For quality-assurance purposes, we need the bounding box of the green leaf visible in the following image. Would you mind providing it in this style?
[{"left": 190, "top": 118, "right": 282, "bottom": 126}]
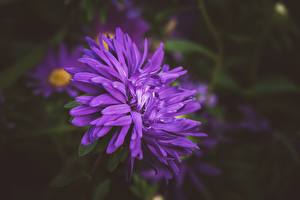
[
  {"left": 106, "top": 148, "right": 128, "bottom": 172},
  {"left": 50, "top": 158, "right": 91, "bottom": 187},
  {"left": 50, "top": 170, "right": 91, "bottom": 187},
  {"left": 0, "top": 45, "right": 45, "bottom": 90},
  {"left": 50, "top": 174, "right": 72, "bottom": 187},
  {"left": 92, "top": 179, "right": 111, "bottom": 200},
  {"left": 96, "top": 135, "right": 111, "bottom": 153},
  {"left": 64, "top": 100, "right": 80, "bottom": 109},
  {"left": 245, "top": 78, "right": 299, "bottom": 96},
  {"left": 276, "top": 132, "right": 300, "bottom": 163},
  {"left": 37, "top": 124, "right": 75, "bottom": 135},
  {"left": 78, "top": 141, "right": 98, "bottom": 157},
  {"left": 130, "top": 174, "right": 158, "bottom": 200},
  {"left": 216, "top": 72, "right": 241, "bottom": 92},
  {"left": 165, "top": 39, "right": 217, "bottom": 60}
]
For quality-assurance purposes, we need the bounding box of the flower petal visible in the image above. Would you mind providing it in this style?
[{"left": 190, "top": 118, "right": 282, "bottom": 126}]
[
  {"left": 104, "top": 115, "right": 132, "bottom": 126},
  {"left": 70, "top": 106, "right": 100, "bottom": 116},
  {"left": 89, "top": 94, "right": 120, "bottom": 107},
  {"left": 102, "top": 104, "right": 131, "bottom": 115},
  {"left": 131, "top": 111, "right": 143, "bottom": 138},
  {"left": 114, "top": 125, "right": 131, "bottom": 148}
]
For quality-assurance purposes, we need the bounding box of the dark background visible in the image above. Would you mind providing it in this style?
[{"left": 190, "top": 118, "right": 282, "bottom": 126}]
[{"left": 1, "top": 0, "right": 300, "bottom": 199}]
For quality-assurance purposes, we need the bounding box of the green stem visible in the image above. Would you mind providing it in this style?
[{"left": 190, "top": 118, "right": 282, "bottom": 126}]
[
  {"left": 91, "top": 153, "right": 103, "bottom": 178},
  {"left": 250, "top": 9, "right": 274, "bottom": 84},
  {"left": 198, "top": 0, "right": 224, "bottom": 91}
]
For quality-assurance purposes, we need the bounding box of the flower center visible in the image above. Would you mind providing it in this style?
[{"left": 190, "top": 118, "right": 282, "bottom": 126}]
[
  {"left": 48, "top": 68, "right": 71, "bottom": 87},
  {"left": 96, "top": 32, "right": 115, "bottom": 50}
]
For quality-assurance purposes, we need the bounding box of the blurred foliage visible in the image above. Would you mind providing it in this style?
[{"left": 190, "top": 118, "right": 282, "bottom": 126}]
[
  {"left": 92, "top": 179, "right": 111, "bottom": 200},
  {"left": 130, "top": 175, "right": 159, "bottom": 200},
  {"left": 0, "top": 0, "right": 300, "bottom": 200},
  {"left": 165, "top": 39, "right": 217, "bottom": 60}
]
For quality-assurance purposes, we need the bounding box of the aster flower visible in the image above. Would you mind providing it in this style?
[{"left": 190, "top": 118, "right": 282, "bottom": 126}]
[
  {"left": 66, "top": 28, "right": 205, "bottom": 178},
  {"left": 180, "top": 77, "right": 217, "bottom": 108},
  {"left": 143, "top": 150, "right": 221, "bottom": 200},
  {"left": 164, "top": 9, "right": 201, "bottom": 41},
  {"left": 93, "top": 3, "right": 149, "bottom": 46},
  {"left": 29, "top": 44, "right": 81, "bottom": 97},
  {"left": 112, "top": 0, "right": 141, "bottom": 18},
  {"left": 231, "top": 105, "right": 271, "bottom": 134}
]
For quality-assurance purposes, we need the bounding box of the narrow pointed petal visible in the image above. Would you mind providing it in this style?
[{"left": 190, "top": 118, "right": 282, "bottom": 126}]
[
  {"left": 73, "top": 72, "right": 97, "bottom": 83},
  {"left": 76, "top": 95, "right": 93, "bottom": 104},
  {"left": 72, "top": 115, "right": 95, "bottom": 127},
  {"left": 114, "top": 125, "right": 131, "bottom": 148},
  {"left": 106, "top": 133, "right": 118, "bottom": 154},
  {"left": 102, "top": 104, "right": 131, "bottom": 115},
  {"left": 89, "top": 94, "right": 120, "bottom": 107},
  {"left": 104, "top": 115, "right": 132, "bottom": 126},
  {"left": 95, "top": 126, "right": 112, "bottom": 138},
  {"left": 70, "top": 106, "right": 100, "bottom": 116},
  {"left": 131, "top": 111, "right": 143, "bottom": 138}
]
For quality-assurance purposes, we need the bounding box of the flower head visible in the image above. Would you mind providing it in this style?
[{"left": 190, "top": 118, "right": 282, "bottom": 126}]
[
  {"left": 66, "top": 28, "right": 205, "bottom": 178},
  {"left": 93, "top": 3, "right": 149, "bottom": 46},
  {"left": 29, "top": 44, "right": 81, "bottom": 97},
  {"left": 231, "top": 105, "right": 271, "bottom": 134},
  {"left": 143, "top": 150, "right": 221, "bottom": 200},
  {"left": 180, "top": 77, "right": 217, "bottom": 108}
]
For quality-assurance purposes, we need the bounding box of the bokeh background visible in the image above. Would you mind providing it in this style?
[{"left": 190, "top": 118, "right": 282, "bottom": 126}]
[{"left": 1, "top": 0, "right": 300, "bottom": 199}]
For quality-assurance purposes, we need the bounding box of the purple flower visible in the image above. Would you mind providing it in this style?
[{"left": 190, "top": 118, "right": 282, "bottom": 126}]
[
  {"left": 143, "top": 151, "right": 221, "bottom": 200},
  {"left": 164, "top": 9, "right": 202, "bottom": 41},
  {"left": 112, "top": 0, "right": 141, "bottom": 18},
  {"left": 232, "top": 105, "right": 271, "bottom": 134},
  {"left": 28, "top": 44, "right": 81, "bottom": 97},
  {"left": 180, "top": 77, "right": 217, "bottom": 108},
  {"left": 93, "top": 3, "right": 149, "bottom": 46},
  {"left": 172, "top": 156, "right": 221, "bottom": 200},
  {"left": 236, "top": 105, "right": 271, "bottom": 133},
  {"left": 66, "top": 28, "right": 205, "bottom": 178}
]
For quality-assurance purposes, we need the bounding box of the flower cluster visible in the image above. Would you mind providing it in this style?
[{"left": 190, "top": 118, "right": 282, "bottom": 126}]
[
  {"left": 180, "top": 77, "right": 217, "bottom": 108},
  {"left": 143, "top": 151, "right": 221, "bottom": 200},
  {"left": 93, "top": 3, "right": 149, "bottom": 46},
  {"left": 66, "top": 28, "right": 205, "bottom": 178},
  {"left": 29, "top": 45, "right": 81, "bottom": 97}
]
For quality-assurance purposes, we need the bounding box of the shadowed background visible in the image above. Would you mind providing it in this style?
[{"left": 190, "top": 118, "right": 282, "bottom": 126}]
[{"left": 0, "top": 0, "right": 300, "bottom": 199}]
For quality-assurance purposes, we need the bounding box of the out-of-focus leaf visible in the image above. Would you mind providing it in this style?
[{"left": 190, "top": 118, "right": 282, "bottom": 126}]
[
  {"left": 50, "top": 158, "right": 91, "bottom": 187},
  {"left": 106, "top": 148, "right": 128, "bottom": 172},
  {"left": 165, "top": 39, "right": 217, "bottom": 60},
  {"left": 244, "top": 78, "right": 299, "bottom": 96},
  {"left": 64, "top": 100, "right": 80, "bottom": 109},
  {"left": 50, "top": 29, "right": 67, "bottom": 45},
  {"left": 34, "top": 124, "right": 75, "bottom": 135},
  {"left": 81, "top": 0, "right": 100, "bottom": 22},
  {"left": 98, "top": 6, "right": 107, "bottom": 24},
  {"left": 78, "top": 141, "right": 98, "bottom": 157},
  {"left": 92, "top": 179, "right": 111, "bottom": 200},
  {"left": 207, "top": 106, "right": 224, "bottom": 118},
  {"left": 0, "top": 45, "right": 45, "bottom": 90},
  {"left": 276, "top": 132, "right": 300, "bottom": 163},
  {"left": 50, "top": 171, "right": 91, "bottom": 187},
  {"left": 96, "top": 135, "right": 110, "bottom": 153},
  {"left": 216, "top": 72, "right": 241, "bottom": 92},
  {"left": 130, "top": 174, "right": 158, "bottom": 200},
  {"left": 155, "top": 7, "right": 179, "bottom": 21},
  {"left": 227, "top": 34, "right": 256, "bottom": 44}
]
